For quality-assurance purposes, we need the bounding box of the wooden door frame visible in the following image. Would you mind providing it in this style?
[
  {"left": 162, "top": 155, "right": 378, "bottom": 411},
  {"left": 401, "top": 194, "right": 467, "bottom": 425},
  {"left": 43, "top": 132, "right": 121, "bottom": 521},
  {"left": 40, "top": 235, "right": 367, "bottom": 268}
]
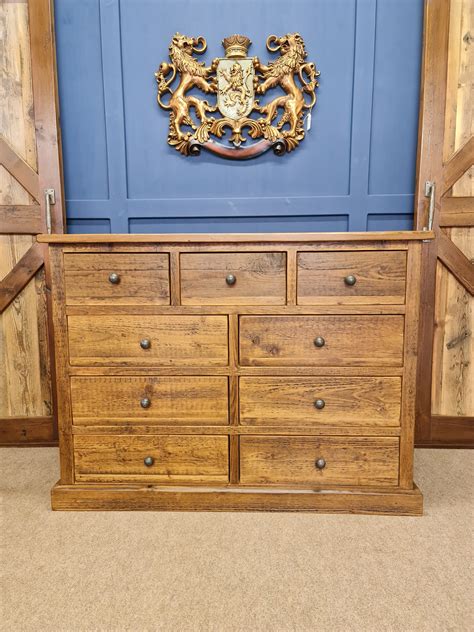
[
  {"left": 0, "top": 0, "right": 64, "bottom": 445},
  {"left": 414, "top": 0, "right": 474, "bottom": 447}
]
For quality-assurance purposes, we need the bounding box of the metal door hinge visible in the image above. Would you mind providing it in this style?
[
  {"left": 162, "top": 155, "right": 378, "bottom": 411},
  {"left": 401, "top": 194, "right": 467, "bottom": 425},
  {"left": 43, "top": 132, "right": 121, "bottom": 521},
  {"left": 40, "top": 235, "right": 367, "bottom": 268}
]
[
  {"left": 423, "top": 180, "right": 435, "bottom": 239},
  {"left": 44, "top": 188, "right": 56, "bottom": 234}
]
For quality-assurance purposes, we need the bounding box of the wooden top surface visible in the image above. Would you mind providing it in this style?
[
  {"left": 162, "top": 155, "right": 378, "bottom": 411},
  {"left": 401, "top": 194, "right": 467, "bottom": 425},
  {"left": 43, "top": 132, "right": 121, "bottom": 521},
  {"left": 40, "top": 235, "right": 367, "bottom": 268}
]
[{"left": 37, "top": 231, "right": 434, "bottom": 244}]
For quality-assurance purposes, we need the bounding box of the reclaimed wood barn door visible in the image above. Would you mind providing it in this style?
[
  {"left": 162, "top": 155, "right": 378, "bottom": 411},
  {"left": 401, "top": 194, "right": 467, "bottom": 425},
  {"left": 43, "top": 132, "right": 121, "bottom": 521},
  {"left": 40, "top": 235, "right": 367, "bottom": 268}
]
[
  {"left": 415, "top": 0, "right": 474, "bottom": 447},
  {"left": 0, "top": 0, "right": 64, "bottom": 445}
]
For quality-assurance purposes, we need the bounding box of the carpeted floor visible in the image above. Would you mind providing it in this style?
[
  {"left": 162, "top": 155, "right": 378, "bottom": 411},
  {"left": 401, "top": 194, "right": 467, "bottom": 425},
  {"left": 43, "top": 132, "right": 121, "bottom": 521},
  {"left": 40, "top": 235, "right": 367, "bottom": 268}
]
[{"left": 1, "top": 448, "right": 472, "bottom": 632}]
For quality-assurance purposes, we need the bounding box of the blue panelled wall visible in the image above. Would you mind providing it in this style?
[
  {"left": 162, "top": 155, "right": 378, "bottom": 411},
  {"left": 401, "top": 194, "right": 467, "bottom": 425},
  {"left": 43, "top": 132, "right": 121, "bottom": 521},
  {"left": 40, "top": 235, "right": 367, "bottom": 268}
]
[{"left": 54, "top": 0, "right": 424, "bottom": 234}]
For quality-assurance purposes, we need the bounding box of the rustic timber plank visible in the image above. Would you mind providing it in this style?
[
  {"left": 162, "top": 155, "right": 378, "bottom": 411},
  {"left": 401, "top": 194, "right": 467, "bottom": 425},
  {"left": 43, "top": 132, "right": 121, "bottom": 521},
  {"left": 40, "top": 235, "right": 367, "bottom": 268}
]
[{"left": 0, "top": 242, "right": 44, "bottom": 313}]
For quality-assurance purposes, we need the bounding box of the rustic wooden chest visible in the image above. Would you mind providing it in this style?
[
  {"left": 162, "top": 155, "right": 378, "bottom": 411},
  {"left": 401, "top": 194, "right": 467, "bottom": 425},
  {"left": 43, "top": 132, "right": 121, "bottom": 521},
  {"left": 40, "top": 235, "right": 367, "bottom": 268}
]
[{"left": 38, "top": 232, "right": 432, "bottom": 514}]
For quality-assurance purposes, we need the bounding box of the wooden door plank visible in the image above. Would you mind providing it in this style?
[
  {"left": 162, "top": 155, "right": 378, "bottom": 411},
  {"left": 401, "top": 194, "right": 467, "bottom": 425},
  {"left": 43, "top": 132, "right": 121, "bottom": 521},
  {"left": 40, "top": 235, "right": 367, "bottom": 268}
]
[
  {"left": 436, "top": 230, "right": 474, "bottom": 295},
  {"left": 0, "top": 136, "right": 40, "bottom": 201},
  {"left": 439, "top": 197, "right": 474, "bottom": 226},
  {"left": 442, "top": 137, "right": 474, "bottom": 195},
  {"left": 0, "top": 242, "right": 44, "bottom": 312},
  {"left": 0, "top": 205, "right": 43, "bottom": 233}
]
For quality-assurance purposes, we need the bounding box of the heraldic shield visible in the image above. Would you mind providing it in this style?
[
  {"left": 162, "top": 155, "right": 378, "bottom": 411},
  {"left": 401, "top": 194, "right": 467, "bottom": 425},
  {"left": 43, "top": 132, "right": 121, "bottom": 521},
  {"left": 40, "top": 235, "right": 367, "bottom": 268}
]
[
  {"left": 217, "top": 57, "right": 255, "bottom": 120},
  {"left": 155, "top": 32, "right": 319, "bottom": 159}
]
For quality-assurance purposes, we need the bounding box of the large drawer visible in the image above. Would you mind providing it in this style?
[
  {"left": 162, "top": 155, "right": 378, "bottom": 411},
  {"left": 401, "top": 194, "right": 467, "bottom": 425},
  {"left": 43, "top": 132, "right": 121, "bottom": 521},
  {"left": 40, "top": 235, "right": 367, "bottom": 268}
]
[
  {"left": 180, "top": 252, "right": 286, "bottom": 305},
  {"left": 239, "top": 315, "right": 404, "bottom": 366},
  {"left": 297, "top": 251, "right": 406, "bottom": 304},
  {"left": 68, "top": 315, "right": 228, "bottom": 366},
  {"left": 74, "top": 435, "right": 229, "bottom": 483},
  {"left": 71, "top": 376, "right": 229, "bottom": 425},
  {"left": 63, "top": 253, "right": 170, "bottom": 305},
  {"left": 240, "top": 436, "right": 399, "bottom": 487},
  {"left": 239, "top": 377, "right": 401, "bottom": 426}
]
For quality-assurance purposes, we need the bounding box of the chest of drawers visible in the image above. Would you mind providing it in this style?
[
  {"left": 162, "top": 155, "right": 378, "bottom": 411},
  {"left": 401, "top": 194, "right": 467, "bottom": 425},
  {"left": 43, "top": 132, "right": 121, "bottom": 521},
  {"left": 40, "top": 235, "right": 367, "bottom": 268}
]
[{"left": 39, "top": 232, "right": 431, "bottom": 514}]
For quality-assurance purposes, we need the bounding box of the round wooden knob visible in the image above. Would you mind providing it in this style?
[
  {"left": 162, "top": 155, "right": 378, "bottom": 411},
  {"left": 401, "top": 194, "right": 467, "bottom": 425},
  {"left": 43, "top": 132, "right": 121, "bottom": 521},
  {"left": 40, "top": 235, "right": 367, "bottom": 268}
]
[
  {"left": 140, "top": 398, "right": 151, "bottom": 409},
  {"left": 314, "top": 398, "right": 325, "bottom": 410},
  {"left": 226, "top": 274, "right": 236, "bottom": 286},
  {"left": 314, "top": 336, "right": 325, "bottom": 348},
  {"left": 344, "top": 274, "right": 357, "bottom": 286},
  {"left": 143, "top": 456, "right": 154, "bottom": 467},
  {"left": 140, "top": 339, "right": 151, "bottom": 350},
  {"left": 108, "top": 272, "right": 120, "bottom": 284},
  {"left": 315, "top": 458, "right": 326, "bottom": 470}
]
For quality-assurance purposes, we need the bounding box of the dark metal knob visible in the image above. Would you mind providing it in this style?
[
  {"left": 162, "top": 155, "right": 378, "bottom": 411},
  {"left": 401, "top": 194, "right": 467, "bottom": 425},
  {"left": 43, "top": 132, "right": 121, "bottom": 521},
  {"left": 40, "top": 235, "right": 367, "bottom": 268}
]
[
  {"left": 226, "top": 274, "right": 236, "bottom": 286},
  {"left": 315, "top": 458, "right": 326, "bottom": 470},
  {"left": 140, "top": 398, "right": 151, "bottom": 409},
  {"left": 144, "top": 456, "right": 154, "bottom": 467},
  {"left": 344, "top": 274, "right": 357, "bottom": 286},
  {"left": 140, "top": 338, "right": 151, "bottom": 350},
  {"left": 108, "top": 272, "right": 120, "bottom": 284},
  {"left": 314, "top": 398, "right": 325, "bottom": 410},
  {"left": 314, "top": 336, "right": 325, "bottom": 348}
]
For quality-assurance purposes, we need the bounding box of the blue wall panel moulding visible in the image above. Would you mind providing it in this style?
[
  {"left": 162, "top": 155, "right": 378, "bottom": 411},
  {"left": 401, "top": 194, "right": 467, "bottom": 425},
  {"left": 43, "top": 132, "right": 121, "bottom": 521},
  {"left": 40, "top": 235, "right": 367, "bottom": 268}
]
[{"left": 54, "top": 0, "right": 424, "bottom": 234}]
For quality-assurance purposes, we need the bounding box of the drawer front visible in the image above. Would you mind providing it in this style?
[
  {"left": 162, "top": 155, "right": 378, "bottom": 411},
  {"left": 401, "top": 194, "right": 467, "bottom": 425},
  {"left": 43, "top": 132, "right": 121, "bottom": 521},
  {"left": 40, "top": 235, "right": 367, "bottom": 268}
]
[
  {"left": 74, "top": 435, "right": 229, "bottom": 483},
  {"left": 239, "top": 315, "right": 404, "bottom": 366},
  {"left": 240, "top": 436, "right": 399, "bottom": 487},
  {"left": 71, "top": 376, "right": 229, "bottom": 425},
  {"left": 298, "top": 251, "right": 406, "bottom": 304},
  {"left": 64, "top": 253, "right": 170, "bottom": 305},
  {"left": 239, "top": 377, "right": 401, "bottom": 426},
  {"left": 180, "top": 252, "right": 286, "bottom": 305},
  {"left": 68, "top": 315, "right": 228, "bottom": 366}
]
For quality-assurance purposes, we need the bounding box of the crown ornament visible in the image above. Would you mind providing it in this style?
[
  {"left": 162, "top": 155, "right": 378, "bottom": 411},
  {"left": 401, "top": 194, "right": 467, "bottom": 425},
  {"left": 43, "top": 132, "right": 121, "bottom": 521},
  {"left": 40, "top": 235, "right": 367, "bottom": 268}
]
[{"left": 222, "top": 34, "right": 251, "bottom": 58}]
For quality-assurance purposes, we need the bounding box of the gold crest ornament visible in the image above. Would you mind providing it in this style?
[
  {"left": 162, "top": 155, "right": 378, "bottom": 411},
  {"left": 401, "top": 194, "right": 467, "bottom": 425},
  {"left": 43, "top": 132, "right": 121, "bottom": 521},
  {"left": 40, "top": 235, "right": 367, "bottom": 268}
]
[{"left": 155, "top": 33, "right": 319, "bottom": 159}]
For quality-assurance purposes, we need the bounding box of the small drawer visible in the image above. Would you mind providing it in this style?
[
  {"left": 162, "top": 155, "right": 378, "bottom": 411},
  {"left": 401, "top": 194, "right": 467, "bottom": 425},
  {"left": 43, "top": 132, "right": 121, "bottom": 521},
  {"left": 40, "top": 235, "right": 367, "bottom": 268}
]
[
  {"left": 239, "top": 315, "right": 404, "bottom": 366},
  {"left": 240, "top": 436, "right": 399, "bottom": 487},
  {"left": 180, "top": 252, "right": 286, "bottom": 305},
  {"left": 64, "top": 253, "right": 170, "bottom": 305},
  {"left": 297, "top": 251, "right": 407, "bottom": 304},
  {"left": 68, "top": 315, "right": 228, "bottom": 366},
  {"left": 239, "top": 377, "right": 401, "bottom": 426},
  {"left": 74, "top": 435, "right": 229, "bottom": 483},
  {"left": 71, "top": 376, "right": 229, "bottom": 425}
]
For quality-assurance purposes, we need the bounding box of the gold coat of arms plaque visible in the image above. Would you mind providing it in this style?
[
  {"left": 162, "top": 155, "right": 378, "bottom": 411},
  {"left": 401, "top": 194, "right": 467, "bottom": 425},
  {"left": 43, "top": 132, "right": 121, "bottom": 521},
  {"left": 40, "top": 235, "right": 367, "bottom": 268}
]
[{"left": 155, "top": 33, "right": 319, "bottom": 159}]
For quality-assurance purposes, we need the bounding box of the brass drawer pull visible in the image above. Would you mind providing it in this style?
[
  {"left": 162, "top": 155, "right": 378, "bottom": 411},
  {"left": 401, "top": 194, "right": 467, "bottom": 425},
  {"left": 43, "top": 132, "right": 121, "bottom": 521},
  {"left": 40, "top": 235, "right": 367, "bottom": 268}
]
[
  {"left": 108, "top": 272, "right": 120, "bottom": 284},
  {"left": 143, "top": 456, "right": 155, "bottom": 467},
  {"left": 140, "top": 397, "right": 151, "bottom": 409},
  {"left": 140, "top": 338, "right": 151, "bottom": 350},
  {"left": 313, "top": 336, "right": 325, "bottom": 348},
  {"left": 226, "top": 274, "right": 236, "bottom": 286},
  {"left": 315, "top": 458, "right": 326, "bottom": 470},
  {"left": 314, "top": 398, "right": 325, "bottom": 410},
  {"left": 344, "top": 274, "right": 357, "bottom": 286}
]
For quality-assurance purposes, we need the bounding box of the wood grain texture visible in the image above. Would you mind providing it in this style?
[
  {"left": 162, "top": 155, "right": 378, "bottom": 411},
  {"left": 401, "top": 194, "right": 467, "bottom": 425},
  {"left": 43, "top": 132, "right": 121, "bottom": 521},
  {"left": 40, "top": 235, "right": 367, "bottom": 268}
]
[
  {"left": 239, "top": 315, "right": 404, "bottom": 367},
  {"left": 239, "top": 377, "right": 401, "bottom": 426},
  {"left": 68, "top": 315, "right": 229, "bottom": 367},
  {"left": 51, "top": 482, "right": 423, "bottom": 515},
  {"left": 180, "top": 252, "right": 286, "bottom": 305},
  {"left": 240, "top": 436, "right": 399, "bottom": 487},
  {"left": 74, "top": 435, "right": 229, "bottom": 484},
  {"left": 63, "top": 253, "right": 170, "bottom": 305},
  {"left": 0, "top": 242, "right": 44, "bottom": 312},
  {"left": 297, "top": 250, "right": 407, "bottom": 304},
  {"left": 0, "top": 205, "right": 42, "bottom": 233},
  {"left": 37, "top": 231, "right": 434, "bottom": 244},
  {"left": 70, "top": 376, "right": 229, "bottom": 425}
]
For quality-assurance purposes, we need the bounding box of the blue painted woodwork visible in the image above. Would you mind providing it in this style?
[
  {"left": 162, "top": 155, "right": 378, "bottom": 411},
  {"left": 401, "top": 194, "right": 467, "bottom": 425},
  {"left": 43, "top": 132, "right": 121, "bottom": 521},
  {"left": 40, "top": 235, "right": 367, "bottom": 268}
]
[{"left": 54, "top": 0, "right": 424, "bottom": 234}]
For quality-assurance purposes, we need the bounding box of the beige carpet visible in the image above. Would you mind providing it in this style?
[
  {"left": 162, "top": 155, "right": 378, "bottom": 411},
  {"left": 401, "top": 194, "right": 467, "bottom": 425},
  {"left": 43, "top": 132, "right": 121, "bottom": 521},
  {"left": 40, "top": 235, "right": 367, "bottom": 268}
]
[{"left": 1, "top": 448, "right": 472, "bottom": 632}]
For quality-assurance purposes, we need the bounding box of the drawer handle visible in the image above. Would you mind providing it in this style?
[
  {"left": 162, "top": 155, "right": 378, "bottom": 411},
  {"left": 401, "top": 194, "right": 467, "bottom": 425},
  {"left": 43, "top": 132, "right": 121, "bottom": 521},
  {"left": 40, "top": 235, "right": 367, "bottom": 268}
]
[
  {"left": 144, "top": 456, "right": 155, "bottom": 467},
  {"left": 314, "top": 398, "right": 325, "bottom": 410},
  {"left": 108, "top": 272, "right": 121, "bottom": 284},
  {"left": 313, "top": 336, "right": 325, "bottom": 348},
  {"left": 226, "top": 274, "right": 236, "bottom": 286},
  {"left": 140, "top": 397, "right": 151, "bottom": 409},
  {"left": 344, "top": 274, "right": 357, "bottom": 286},
  {"left": 140, "top": 338, "right": 151, "bottom": 350},
  {"left": 315, "top": 458, "right": 326, "bottom": 470}
]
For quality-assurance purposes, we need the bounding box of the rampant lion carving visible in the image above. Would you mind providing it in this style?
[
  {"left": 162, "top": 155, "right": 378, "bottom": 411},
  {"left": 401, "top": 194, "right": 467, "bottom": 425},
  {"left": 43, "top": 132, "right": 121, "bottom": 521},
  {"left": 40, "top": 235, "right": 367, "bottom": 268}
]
[
  {"left": 155, "top": 33, "right": 218, "bottom": 153},
  {"left": 255, "top": 34, "right": 318, "bottom": 148},
  {"left": 155, "top": 32, "right": 319, "bottom": 157}
]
